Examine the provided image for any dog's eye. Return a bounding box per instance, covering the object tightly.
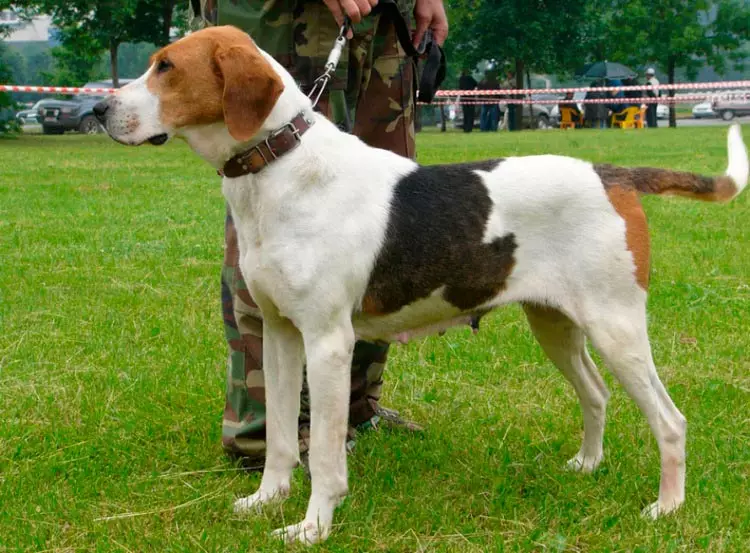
[156,59,173,74]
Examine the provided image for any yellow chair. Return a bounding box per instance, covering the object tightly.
[559,106,584,129]
[611,106,644,129]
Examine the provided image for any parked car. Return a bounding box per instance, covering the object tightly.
[711,92,750,121]
[37,79,133,135]
[691,102,716,119]
[16,106,39,125]
[16,99,58,126]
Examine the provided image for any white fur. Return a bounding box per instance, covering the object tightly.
[99,36,749,544]
[726,123,748,196]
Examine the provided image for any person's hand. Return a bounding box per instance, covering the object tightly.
[413,0,448,48]
[322,0,378,34]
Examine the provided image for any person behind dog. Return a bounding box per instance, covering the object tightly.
[458,69,478,132]
[645,67,660,128]
[190,0,449,465]
[558,91,582,125]
[623,76,643,107]
[478,69,501,131]
[606,78,627,114]
[584,79,608,128]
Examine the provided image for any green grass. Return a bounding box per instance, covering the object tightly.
[1,128,748,552]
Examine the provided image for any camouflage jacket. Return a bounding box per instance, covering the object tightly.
[191,0,415,90]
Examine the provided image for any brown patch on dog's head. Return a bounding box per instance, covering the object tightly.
[146,26,284,140]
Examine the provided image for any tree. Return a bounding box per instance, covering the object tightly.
[19,0,179,86]
[445,0,590,130]
[0,1,27,134]
[592,0,750,127]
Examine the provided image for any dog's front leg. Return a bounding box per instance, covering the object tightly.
[273,314,354,545]
[234,313,304,514]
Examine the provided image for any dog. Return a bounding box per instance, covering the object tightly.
[94,26,748,545]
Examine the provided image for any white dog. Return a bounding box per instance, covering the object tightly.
[94,26,748,545]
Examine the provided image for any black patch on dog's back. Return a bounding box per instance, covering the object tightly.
[362,160,517,315]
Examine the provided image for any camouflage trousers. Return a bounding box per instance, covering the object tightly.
[220,5,416,458]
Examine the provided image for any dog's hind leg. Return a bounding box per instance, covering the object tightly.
[272,314,354,545]
[234,312,305,514]
[582,302,686,518]
[523,304,609,473]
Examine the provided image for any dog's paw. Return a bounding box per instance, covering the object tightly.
[565,452,603,473]
[233,487,287,515]
[272,519,330,545]
[641,498,683,520]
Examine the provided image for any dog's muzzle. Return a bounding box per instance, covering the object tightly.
[94,97,169,146]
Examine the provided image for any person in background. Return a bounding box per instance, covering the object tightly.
[606,78,627,115]
[558,91,583,125]
[584,79,608,129]
[190,0,449,466]
[623,76,643,108]
[458,69,477,132]
[503,69,518,131]
[645,67,660,128]
[478,69,500,131]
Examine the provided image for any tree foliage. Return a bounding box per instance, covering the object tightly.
[13,0,180,86]
[585,0,750,126]
[445,0,589,79]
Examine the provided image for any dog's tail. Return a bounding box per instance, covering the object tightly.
[596,124,748,202]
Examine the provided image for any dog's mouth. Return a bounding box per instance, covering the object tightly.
[148,134,169,146]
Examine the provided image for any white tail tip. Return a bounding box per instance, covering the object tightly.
[726,124,748,198]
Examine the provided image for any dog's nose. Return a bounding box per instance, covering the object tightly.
[93,101,109,123]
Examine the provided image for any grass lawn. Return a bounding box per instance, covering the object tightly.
[1,127,748,552]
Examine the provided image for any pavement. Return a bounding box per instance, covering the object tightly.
[667,116,750,127]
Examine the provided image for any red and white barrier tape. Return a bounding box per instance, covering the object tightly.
[3,79,750,98]
[434,80,750,97]
[427,93,749,106]
[0,85,116,94]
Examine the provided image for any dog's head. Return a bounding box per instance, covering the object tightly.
[94,26,285,148]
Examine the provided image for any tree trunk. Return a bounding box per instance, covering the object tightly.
[512,58,524,132]
[668,57,676,128]
[110,41,119,88]
[162,0,176,44]
[526,68,532,130]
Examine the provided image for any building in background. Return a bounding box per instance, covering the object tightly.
[0,10,53,43]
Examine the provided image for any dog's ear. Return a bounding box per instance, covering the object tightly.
[215,43,285,142]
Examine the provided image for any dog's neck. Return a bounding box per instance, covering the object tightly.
[180,51,316,170]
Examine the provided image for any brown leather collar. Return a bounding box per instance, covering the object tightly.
[218,112,315,178]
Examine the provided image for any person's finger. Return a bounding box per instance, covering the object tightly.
[432,19,448,46]
[322,0,345,27]
[412,15,429,48]
[339,0,364,23]
[430,2,449,45]
[355,0,374,17]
